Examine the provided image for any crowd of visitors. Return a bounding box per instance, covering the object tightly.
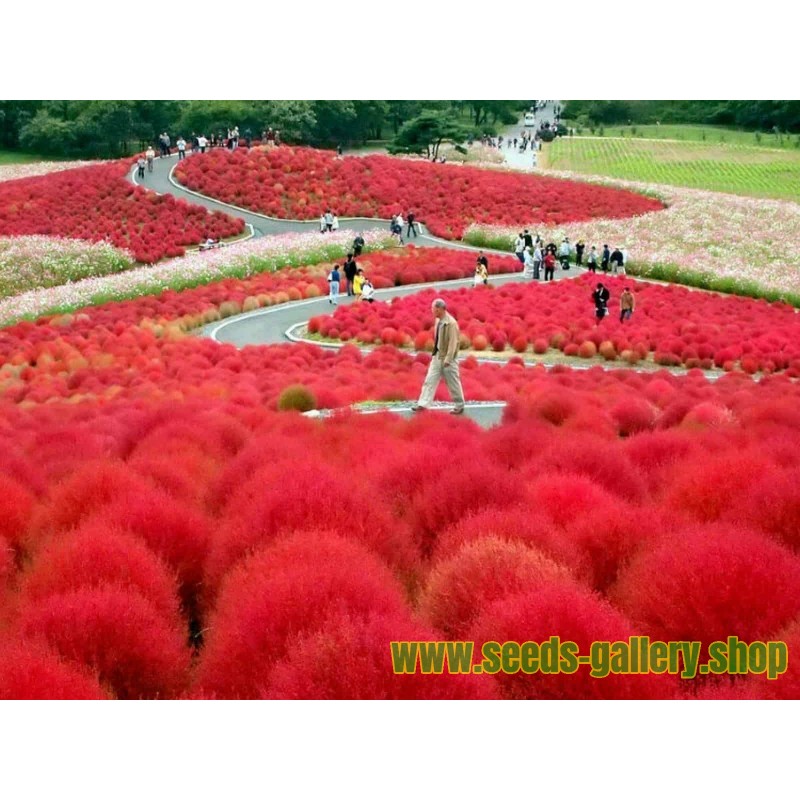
[514,231,628,279]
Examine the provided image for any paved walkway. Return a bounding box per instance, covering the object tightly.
[131,107,585,429]
[204,268,580,348]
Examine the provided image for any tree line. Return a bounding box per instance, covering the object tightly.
[0,100,529,159]
[564,101,800,132]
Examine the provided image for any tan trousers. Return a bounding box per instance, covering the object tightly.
[418,358,465,408]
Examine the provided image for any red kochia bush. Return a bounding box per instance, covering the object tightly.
[750,620,800,699]
[468,582,674,699]
[663,450,775,523]
[88,488,212,603]
[175,146,663,239]
[36,461,154,535]
[20,522,182,622]
[0,160,243,261]
[18,586,191,699]
[0,642,109,700]
[419,537,574,638]
[0,475,35,552]
[206,462,419,596]
[611,526,800,643]
[195,532,408,698]
[403,453,526,555]
[265,611,498,700]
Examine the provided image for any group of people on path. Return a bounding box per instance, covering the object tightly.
[320,209,340,233]
[514,231,628,280]
[137,127,284,180]
[327,250,375,305]
[390,211,419,243]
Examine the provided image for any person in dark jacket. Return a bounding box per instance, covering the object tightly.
[610,247,624,274]
[352,234,365,257]
[593,283,611,322]
[575,240,585,266]
[343,253,358,296]
[407,211,418,238]
[601,245,611,273]
[523,229,534,250]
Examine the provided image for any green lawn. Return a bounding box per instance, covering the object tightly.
[0,149,77,165]
[542,136,800,200]
[564,123,800,150]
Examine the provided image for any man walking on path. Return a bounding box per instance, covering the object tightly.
[601,244,611,273]
[176,137,186,160]
[145,146,155,172]
[407,211,418,238]
[412,299,465,415]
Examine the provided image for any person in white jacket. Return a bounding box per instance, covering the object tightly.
[514,233,526,266]
[523,247,535,278]
[558,238,572,269]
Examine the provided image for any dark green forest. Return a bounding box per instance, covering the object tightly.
[2,100,797,159]
[563,100,800,131]
[0,100,528,158]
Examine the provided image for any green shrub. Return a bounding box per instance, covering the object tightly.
[278,384,317,412]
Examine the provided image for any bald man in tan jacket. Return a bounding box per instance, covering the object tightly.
[411,298,466,415]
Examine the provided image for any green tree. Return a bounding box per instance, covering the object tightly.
[388,111,473,161]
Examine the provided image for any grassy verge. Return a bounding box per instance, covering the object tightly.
[0,149,79,165]
[541,136,800,201]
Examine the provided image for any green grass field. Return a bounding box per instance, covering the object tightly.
[563,123,800,149]
[543,136,800,200]
[0,149,75,165]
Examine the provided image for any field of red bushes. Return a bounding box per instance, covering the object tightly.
[173,146,664,239]
[2,247,799,699]
[2,374,800,698]
[312,274,800,375]
[0,160,244,262]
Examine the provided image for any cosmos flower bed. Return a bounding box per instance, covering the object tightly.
[0,229,395,326]
[312,274,800,375]
[0,236,134,299]
[0,160,244,262]
[173,146,664,239]
[0,160,103,184]
[2,372,800,698]
[465,172,800,299]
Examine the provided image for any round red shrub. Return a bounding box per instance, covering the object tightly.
[468,582,674,699]
[18,586,191,699]
[611,525,800,643]
[265,611,498,699]
[419,537,574,637]
[0,642,109,700]
[195,532,408,698]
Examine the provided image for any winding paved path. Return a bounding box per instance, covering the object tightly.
[125,109,592,428]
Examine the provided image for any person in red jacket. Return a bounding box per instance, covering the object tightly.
[543,250,557,281]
